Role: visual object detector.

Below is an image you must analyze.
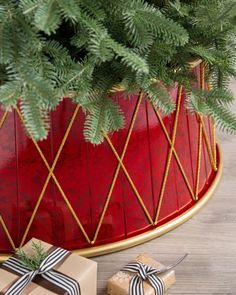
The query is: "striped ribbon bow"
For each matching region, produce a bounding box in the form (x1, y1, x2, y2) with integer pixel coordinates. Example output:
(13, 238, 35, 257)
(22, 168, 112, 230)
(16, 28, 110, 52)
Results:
(2, 247, 80, 295)
(122, 254, 188, 295)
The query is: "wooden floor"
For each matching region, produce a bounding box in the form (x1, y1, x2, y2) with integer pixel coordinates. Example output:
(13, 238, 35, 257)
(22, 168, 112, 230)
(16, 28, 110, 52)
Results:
(94, 81, 236, 295)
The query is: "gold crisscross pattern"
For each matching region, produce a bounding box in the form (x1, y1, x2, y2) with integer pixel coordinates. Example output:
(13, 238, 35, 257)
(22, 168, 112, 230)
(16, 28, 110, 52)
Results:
(0, 67, 218, 251)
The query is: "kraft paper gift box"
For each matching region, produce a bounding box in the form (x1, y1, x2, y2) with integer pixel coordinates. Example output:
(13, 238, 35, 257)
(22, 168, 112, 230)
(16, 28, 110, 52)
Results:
(0, 238, 97, 295)
(107, 254, 176, 295)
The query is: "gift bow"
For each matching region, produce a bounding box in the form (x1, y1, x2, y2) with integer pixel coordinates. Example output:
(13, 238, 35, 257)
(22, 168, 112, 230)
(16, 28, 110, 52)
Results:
(122, 254, 188, 295)
(2, 247, 80, 295)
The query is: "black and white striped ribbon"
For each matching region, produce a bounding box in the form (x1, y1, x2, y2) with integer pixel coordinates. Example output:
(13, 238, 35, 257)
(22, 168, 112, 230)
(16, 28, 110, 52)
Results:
(2, 247, 80, 295)
(122, 254, 188, 295)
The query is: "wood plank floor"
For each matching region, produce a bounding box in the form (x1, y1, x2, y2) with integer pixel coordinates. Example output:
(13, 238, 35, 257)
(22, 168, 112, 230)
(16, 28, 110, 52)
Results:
(94, 81, 236, 295)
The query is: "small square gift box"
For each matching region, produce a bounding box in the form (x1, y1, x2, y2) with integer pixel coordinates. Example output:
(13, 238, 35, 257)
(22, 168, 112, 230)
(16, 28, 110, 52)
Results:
(0, 238, 97, 295)
(107, 254, 187, 295)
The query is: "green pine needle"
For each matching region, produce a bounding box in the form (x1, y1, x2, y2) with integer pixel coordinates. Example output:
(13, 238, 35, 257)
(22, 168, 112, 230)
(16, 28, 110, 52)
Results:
(17, 241, 47, 271)
(0, 0, 236, 143)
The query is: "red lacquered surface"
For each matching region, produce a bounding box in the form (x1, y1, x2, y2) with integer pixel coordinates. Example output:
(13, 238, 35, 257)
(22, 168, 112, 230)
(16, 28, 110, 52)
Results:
(0, 65, 218, 254)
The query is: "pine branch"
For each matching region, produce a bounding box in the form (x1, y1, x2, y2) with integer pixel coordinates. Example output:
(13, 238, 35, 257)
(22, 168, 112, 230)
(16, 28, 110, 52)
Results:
(20, 0, 40, 15)
(110, 39, 149, 74)
(0, 5, 14, 64)
(83, 96, 125, 144)
(57, 0, 81, 22)
(121, 0, 189, 47)
(34, 0, 62, 34)
(0, 81, 21, 108)
(80, 0, 105, 21)
(145, 82, 175, 114)
(17, 241, 47, 271)
(206, 100, 236, 133)
(187, 89, 236, 133)
(84, 100, 107, 144)
(104, 98, 124, 132)
(1, 0, 236, 143)
(20, 88, 51, 140)
(187, 91, 210, 115)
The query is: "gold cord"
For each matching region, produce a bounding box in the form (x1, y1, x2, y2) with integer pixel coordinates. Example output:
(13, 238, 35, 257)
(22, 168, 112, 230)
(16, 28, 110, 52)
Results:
(105, 134, 154, 224)
(155, 86, 183, 224)
(153, 107, 196, 201)
(0, 111, 8, 129)
(0, 215, 16, 251)
(195, 120, 203, 199)
(17, 106, 91, 246)
(91, 92, 147, 244)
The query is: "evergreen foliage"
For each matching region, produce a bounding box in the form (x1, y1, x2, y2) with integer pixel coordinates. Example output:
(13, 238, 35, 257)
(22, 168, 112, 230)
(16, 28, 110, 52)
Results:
(17, 241, 47, 270)
(0, 0, 236, 143)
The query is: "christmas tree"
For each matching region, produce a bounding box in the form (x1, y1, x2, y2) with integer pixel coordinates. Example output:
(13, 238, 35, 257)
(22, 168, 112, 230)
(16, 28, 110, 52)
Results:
(0, 0, 236, 143)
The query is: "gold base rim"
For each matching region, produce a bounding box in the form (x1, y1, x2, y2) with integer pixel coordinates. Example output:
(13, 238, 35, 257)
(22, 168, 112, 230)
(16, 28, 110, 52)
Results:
(0, 144, 223, 261)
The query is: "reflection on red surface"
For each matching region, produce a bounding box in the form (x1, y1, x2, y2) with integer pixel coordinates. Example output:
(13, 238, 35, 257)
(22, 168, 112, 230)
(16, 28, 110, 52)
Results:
(0, 66, 217, 253)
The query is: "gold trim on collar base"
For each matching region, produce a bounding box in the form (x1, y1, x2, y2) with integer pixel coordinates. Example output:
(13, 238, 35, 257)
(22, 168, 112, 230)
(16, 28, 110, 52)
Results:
(0, 143, 223, 261)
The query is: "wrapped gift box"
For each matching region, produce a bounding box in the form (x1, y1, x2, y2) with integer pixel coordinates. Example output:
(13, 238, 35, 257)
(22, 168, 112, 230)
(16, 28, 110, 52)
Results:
(0, 238, 97, 294)
(107, 254, 176, 295)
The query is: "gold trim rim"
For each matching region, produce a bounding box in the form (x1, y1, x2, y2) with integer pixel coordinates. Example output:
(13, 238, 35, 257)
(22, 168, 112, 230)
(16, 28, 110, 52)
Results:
(0, 143, 223, 261)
